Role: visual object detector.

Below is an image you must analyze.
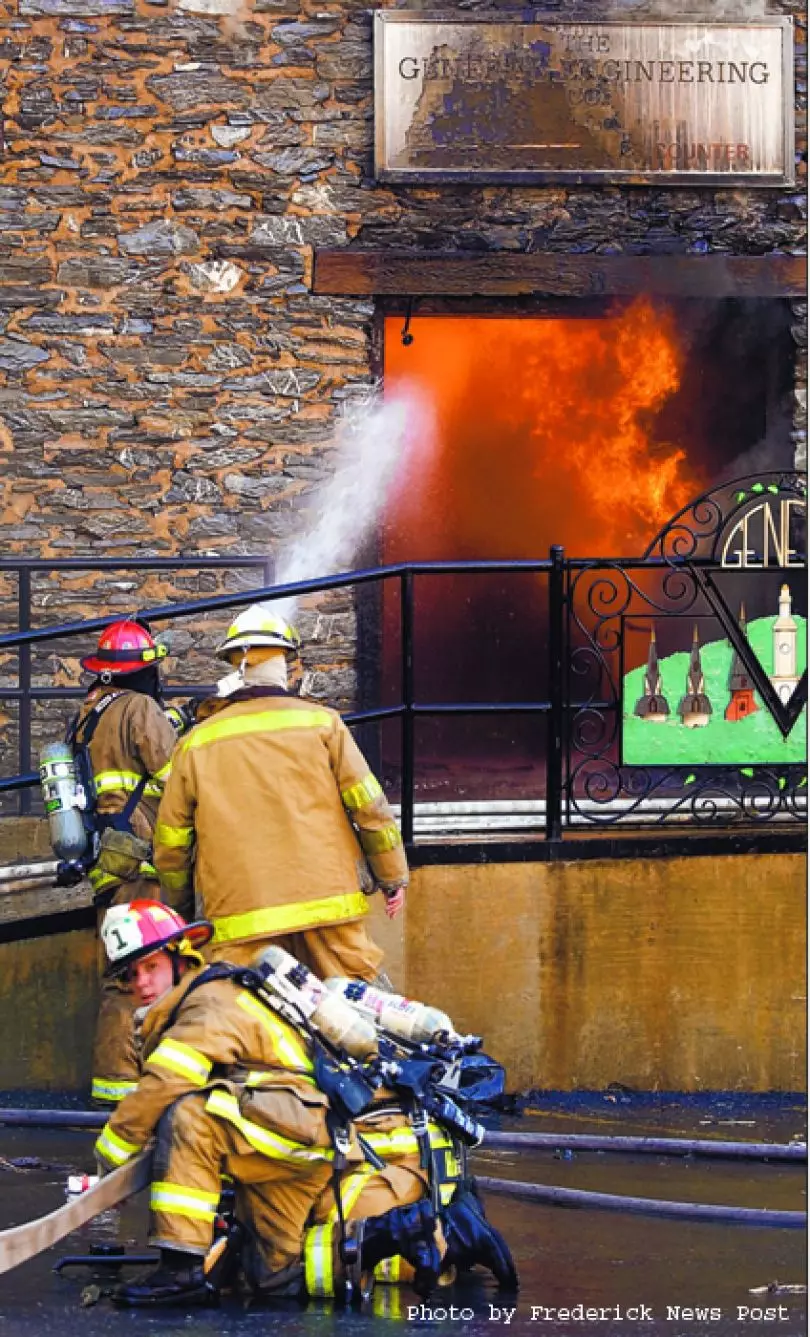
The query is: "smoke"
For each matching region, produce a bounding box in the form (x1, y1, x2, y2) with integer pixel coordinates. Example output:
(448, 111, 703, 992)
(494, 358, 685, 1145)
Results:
(268, 386, 435, 624)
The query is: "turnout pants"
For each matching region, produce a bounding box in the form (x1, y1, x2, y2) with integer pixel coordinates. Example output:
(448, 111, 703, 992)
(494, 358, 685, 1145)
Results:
(91, 877, 157, 1106)
(149, 1092, 448, 1296)
(205, 917, 384, 982)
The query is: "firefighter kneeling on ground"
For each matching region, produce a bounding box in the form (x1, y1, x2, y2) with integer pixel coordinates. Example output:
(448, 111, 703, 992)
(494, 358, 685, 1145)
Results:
(93, 900, 518, 1308)
(153, 604, 407, 985)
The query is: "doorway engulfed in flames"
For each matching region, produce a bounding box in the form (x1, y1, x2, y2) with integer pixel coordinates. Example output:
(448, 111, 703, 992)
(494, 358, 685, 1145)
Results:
(379, 302, 796, 802)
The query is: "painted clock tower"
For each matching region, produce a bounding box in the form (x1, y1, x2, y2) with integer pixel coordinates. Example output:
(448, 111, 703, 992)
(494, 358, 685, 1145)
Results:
(771, 584, 799, 704)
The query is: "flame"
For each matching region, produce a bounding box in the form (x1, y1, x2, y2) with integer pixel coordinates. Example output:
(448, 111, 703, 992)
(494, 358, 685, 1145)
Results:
(384, 301, 699, 560)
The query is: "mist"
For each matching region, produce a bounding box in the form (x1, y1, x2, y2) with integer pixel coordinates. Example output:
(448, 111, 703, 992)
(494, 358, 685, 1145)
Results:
(268, 386, 435, 624)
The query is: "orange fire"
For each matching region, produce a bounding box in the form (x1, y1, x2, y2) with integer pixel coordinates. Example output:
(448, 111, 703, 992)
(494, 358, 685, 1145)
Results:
(384, 302, 700, 560)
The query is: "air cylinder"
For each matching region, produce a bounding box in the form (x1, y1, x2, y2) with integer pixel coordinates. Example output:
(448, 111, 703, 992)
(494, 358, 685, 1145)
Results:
(256, 945, 379, 1059)
(325, 978, 456, 1045)
(39, 742, 88, 863)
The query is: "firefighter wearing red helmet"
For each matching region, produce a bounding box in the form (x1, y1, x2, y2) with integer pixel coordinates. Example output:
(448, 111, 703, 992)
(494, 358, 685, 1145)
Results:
(72, 618, 179, 1108)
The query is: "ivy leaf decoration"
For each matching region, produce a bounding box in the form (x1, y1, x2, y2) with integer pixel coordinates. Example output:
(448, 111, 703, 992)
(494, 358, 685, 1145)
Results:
(751, 483, 764, 494)
(740, 767, 755, 778)
(684, 774, 696, 786)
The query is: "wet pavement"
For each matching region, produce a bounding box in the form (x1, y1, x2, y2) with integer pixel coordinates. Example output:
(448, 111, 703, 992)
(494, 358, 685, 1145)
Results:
(0, 1097, 806, 1337)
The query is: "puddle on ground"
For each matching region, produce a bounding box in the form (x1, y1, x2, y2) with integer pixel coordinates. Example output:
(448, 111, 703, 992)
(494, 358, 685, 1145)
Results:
(0, 1098, 805, 1336)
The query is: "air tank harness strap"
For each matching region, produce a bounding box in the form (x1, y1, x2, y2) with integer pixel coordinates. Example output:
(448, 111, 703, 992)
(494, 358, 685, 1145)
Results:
(65, 692, 126, 880)
(407, 1099, 440, 1214)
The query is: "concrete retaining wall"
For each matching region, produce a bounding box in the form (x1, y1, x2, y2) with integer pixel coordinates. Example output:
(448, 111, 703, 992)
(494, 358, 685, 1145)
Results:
(0, 851, 804, 1095)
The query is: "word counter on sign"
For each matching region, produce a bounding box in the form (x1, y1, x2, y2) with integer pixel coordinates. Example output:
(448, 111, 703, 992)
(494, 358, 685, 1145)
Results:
(407, 1302, 795, 1323)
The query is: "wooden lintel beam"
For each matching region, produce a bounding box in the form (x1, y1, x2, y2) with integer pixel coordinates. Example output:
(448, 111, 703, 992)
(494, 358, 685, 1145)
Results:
(312, 250, 807, 299)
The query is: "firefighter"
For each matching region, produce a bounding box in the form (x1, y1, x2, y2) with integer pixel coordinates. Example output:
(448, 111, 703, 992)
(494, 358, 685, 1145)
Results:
(74, 620, 178, 1107)
(152, 604, 408, 983)
(94, 901, 517, 1307)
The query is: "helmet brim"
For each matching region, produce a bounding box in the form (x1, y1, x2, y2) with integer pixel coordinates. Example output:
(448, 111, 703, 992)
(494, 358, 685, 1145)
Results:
(104, 919, 213, 978)
(214, 634, 297, 660)
(81, 655, 155, 675)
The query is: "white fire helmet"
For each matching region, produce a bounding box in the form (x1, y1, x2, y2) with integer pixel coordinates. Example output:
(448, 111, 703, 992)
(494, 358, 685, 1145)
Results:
(215, 604, 301, 660)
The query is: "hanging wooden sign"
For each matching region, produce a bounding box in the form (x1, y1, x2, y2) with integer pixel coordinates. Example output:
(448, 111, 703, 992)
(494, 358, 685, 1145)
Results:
(374, 14, 795, 185)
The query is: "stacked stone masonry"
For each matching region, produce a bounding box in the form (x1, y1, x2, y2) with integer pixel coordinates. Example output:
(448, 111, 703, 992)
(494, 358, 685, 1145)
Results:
(0, 0, 806, 784)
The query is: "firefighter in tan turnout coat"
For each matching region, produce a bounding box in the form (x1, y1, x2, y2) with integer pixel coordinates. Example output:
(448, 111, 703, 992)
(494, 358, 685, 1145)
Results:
(153, 606, 408, 982)
(93, 901, 517, 1307)
(74, 619, 178, 1107)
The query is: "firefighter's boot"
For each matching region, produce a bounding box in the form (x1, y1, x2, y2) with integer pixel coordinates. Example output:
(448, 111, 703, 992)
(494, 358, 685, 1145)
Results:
(113, 1249, 214, 1308)
(440, 1188, 518, 1290)
(353, 1200, 442, 1300)
(113, 1226, 243, 1309)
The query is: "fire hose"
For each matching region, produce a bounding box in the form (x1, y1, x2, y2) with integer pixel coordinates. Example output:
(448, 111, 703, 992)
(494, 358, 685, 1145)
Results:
(0, 1109, 804, 1243)
(476, 1176, 807, 1229)
(0, 1109, 805, 1163)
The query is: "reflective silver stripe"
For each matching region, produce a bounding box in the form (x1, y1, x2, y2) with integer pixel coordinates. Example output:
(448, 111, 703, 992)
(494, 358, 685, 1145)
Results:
(91, 1078, 137, 1103)
(94, 771, 143, 794)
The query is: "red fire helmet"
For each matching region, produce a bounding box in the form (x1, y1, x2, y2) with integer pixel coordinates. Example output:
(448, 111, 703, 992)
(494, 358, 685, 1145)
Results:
(101, 900, 213, 978)
(81, 619, 169, 676)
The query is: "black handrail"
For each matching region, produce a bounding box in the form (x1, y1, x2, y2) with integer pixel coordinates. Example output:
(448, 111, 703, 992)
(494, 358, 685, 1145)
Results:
(0, 556, 273, 814)
(0, 547, 804, 844)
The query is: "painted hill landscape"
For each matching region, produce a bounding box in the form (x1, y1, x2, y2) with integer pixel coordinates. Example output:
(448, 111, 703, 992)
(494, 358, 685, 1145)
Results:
(623, 615, 807, 766)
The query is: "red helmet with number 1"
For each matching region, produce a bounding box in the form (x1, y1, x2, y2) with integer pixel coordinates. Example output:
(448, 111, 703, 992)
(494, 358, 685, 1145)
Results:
(101, 901, 212, 978)
(81, 620, 168, 676)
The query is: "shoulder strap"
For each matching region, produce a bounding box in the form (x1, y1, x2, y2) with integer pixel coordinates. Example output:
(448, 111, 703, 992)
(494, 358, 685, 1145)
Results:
(162, 963, 240, 1031)
(69, 692, 124, 748)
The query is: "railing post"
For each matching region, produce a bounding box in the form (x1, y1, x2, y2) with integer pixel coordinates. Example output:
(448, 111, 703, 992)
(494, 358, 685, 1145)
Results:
(18, 568, 31, 817)
(400, 571, 415, 847)
(546, 545, 565, 843)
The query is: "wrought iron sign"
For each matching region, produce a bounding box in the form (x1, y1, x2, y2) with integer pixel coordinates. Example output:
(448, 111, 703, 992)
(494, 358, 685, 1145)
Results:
(567, 473, 807, 828)
(374, 14, 795, 185)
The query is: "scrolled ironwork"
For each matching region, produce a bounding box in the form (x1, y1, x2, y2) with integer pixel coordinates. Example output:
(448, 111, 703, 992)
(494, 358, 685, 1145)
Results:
(565, 470, 807, 830)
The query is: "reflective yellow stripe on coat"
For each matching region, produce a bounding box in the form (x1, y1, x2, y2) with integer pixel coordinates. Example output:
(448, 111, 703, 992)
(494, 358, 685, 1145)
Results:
(341, 774, 383, 811)
(235, 991, 315, 1074)
(95, 1125, 142, 1167)
(91, 1077, 138, 1103)
(182, 709, 332, 754)
(359, 823, 403, 856)
(145, 1038, 212, 1086)
(210, 891, 369, 945)
(205, 1089, 334, 1165)
(154, 820, 195, 849)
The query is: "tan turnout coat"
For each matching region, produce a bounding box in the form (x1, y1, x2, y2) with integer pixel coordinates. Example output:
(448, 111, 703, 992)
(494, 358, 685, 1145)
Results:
(152, 691, 408, 950)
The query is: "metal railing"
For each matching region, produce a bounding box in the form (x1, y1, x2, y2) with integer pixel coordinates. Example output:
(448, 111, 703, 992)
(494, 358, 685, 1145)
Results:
(0, 543, 805, 851)
(0, 556, 272, 815)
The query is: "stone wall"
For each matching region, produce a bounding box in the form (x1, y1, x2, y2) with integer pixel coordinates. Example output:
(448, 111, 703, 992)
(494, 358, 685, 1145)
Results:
(0, 0, 806, 782)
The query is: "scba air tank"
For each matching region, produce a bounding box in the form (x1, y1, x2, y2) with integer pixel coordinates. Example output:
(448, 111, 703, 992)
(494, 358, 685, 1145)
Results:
(256, 945, 379, 1060)
(325, 978, 455, 1045)
(39, 742, 88, 863)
